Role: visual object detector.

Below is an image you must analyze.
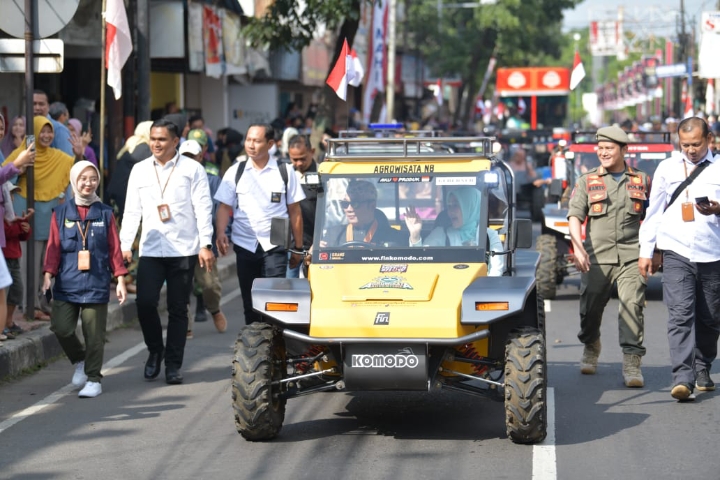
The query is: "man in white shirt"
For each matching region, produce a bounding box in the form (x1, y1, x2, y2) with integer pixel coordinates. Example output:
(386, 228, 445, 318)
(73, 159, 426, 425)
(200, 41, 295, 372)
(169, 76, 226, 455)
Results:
(215, 123, 305, 324)
(639, 117, 720, 401)
(120, 118, 214, 385)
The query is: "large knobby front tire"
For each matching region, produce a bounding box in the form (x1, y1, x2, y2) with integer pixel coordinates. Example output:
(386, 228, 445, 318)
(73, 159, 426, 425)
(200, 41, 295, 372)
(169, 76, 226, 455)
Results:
(535, 234, 558, 300)
(504, 327, 547, 444)
(231, 322, 287, 441)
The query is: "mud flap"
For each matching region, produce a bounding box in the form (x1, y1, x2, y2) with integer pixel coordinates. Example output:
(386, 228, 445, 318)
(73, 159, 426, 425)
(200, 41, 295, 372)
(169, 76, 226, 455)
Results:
(343, 344, 428, 391)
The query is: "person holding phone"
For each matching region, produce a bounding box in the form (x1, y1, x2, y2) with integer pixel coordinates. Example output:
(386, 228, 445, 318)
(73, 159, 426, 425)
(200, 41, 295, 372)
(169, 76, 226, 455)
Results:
(2, 116, 81, 320)
(639, 116, 720, 401)
(0, 114, 36, 338)
(42, 161, 128, 398)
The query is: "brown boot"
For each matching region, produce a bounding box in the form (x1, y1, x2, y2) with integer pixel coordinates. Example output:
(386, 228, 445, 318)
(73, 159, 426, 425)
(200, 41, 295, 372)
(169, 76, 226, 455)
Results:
(580, 338, 601, 374)
(212, 311, 227, 333)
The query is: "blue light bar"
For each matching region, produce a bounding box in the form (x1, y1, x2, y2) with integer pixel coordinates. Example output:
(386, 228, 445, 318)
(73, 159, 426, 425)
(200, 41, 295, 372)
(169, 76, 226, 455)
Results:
(369, 123, 404, 130)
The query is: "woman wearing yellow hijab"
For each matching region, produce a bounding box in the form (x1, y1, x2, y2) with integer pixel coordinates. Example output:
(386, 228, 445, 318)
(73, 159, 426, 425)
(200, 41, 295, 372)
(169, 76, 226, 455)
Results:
(2, 116, 83, 319)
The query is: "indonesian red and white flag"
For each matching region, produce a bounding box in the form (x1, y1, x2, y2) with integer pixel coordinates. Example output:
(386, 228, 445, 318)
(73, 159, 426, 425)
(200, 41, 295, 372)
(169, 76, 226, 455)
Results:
(106, 0, 133, 100)
(570, 50, 586, 91)
(326, 39, 357, 101)
(349, 48, 364, 87)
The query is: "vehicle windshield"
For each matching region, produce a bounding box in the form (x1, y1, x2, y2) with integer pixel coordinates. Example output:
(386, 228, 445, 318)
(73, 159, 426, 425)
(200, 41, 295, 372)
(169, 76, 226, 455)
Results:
(313, 171, 508, 264)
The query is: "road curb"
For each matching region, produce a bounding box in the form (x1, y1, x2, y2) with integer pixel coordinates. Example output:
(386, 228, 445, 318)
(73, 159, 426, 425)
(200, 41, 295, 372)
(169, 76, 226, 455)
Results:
(0, 257, 237, 381)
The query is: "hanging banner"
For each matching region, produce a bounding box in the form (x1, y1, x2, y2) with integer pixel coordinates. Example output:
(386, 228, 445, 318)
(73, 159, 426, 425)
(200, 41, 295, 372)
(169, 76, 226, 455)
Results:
(698, 11, 720, 78)
(188, 2, 204, 72)
(223, 11, 246, 75)
(362, 0, 389, 124)
(203, 5, 225, 78)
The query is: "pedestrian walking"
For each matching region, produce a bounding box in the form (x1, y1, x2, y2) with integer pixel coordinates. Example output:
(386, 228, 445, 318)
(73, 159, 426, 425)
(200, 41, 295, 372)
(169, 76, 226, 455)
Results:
(42, 161, 128, 398)
(120, 118, 214, 385)
(568, 125, 650, 387)
(638, 116, 720, 401)
(285, 135, 317, 278)
(3, 183, 33, 338)
(178, 138, 227, 336)
(215, 123, 305, 324)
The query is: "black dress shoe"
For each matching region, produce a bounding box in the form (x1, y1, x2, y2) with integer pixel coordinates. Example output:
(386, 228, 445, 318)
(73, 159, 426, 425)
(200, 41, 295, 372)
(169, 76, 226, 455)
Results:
(165, 367, 183, 385)
(144, 351, 164, 380)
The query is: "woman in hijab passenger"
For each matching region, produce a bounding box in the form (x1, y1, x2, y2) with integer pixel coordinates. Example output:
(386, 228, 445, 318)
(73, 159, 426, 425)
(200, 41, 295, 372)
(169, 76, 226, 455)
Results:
(2, 116, 80, 319)
(42, 161, 127, 398)
(405, 186, 505, 276)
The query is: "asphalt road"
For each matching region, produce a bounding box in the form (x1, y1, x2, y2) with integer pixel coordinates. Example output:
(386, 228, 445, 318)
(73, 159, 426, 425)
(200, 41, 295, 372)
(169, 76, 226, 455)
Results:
(0, 260, 717, 480)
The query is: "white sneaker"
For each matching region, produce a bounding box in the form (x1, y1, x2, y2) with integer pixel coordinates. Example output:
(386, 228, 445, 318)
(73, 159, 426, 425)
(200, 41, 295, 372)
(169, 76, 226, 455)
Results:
(72, 361, 88, 387)
(78, 381, 102, 398)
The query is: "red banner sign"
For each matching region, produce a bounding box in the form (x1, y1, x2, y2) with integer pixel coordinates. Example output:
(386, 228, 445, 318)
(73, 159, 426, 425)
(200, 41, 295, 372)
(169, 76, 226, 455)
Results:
(495, 67, 571, 97)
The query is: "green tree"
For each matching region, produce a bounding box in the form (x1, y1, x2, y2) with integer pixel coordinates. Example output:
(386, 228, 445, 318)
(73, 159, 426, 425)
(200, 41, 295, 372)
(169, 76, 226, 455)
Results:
(406, 0, 581, 126)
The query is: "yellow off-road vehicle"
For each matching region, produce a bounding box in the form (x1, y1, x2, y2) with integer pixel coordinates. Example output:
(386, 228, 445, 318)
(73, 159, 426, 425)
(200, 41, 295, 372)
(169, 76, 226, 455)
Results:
(231, 134, 547, 444)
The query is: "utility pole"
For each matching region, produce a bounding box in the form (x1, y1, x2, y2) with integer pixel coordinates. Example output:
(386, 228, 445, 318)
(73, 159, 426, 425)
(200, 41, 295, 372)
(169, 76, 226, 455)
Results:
(24, 0, 36, 319)
(136, 0, 150, 121)
(386, 0, 396, 121)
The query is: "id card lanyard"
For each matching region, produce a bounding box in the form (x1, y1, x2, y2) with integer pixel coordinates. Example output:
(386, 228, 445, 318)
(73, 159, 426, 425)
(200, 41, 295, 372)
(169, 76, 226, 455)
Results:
(154, 157, 178, 222)
(681, 160, 695, 222)
(76, 220, 92, 271)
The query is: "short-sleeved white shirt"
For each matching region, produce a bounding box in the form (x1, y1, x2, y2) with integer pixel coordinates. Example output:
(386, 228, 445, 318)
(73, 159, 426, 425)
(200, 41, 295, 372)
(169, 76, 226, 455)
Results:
(215, 157, 305, 252)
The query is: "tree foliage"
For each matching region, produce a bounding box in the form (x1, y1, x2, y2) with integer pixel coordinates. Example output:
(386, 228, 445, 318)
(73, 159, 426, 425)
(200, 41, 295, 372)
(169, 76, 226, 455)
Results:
(406, 0, 581, 124)
(243, 0, 366, 51)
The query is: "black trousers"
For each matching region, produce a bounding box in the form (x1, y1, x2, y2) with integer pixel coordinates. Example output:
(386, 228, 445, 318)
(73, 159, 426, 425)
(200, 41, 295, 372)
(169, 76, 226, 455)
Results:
(234, 243, 288, 324)
(662, 250, 720, 385)
(136, 256, 197, 369)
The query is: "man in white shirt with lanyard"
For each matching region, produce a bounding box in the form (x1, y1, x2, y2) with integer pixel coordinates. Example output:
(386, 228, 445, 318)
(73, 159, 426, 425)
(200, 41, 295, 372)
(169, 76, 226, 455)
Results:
(120, 118, 214, 385)
(215, 123, 305, 324)
(639, 116, 720, 402)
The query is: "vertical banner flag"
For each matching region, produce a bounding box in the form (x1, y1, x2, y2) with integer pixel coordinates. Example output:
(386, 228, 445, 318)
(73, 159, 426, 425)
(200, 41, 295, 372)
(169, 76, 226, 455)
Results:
(570, 50, 586, 90)
(106, 0, 133, 100)
(349, 49, 365, 87)
(363, 0, 390, 124)
(203, 6, 225, 78)
(326, 39, 357, 100)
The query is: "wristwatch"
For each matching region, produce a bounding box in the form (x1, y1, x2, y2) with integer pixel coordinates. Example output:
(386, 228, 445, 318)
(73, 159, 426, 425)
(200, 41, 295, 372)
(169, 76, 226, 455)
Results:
(203, 244, 213, 250)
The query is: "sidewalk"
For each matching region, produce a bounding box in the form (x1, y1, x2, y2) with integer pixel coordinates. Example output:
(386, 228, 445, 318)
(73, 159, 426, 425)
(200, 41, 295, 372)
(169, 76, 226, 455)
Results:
(0, 255, 237, 380)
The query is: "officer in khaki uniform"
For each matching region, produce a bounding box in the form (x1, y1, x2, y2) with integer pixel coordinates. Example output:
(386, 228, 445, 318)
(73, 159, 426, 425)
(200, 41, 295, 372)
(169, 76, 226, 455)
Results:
(567, 125, 651, 388)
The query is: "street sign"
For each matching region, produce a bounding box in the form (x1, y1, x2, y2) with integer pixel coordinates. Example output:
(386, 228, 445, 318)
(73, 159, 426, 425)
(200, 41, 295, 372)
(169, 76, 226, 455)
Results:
(655, 63, 687, 78)
(0, 39, 64, 73)
(0, 0, 79, 39)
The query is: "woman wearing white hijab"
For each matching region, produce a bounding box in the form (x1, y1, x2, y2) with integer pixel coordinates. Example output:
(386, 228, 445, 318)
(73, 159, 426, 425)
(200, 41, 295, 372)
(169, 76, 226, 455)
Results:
(42, 161, 128, 398)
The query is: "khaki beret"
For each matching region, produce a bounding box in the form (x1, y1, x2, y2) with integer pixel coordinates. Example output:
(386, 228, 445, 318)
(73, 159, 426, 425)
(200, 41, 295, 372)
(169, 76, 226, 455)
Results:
(596, 125, 630, 145)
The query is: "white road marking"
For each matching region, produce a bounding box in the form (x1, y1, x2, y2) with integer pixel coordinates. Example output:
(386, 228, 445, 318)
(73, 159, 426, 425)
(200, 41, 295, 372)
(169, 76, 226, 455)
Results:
(544, 300, 552, 312)
(0, 286, 242, 435)
(532, 387, 557, 480)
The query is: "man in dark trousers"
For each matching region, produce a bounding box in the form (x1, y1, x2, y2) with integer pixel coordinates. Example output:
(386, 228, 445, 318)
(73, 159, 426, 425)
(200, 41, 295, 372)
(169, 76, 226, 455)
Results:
(285, 135, 318, 278)
(568, 125, 650, 388)
(639, 116, 720, 401)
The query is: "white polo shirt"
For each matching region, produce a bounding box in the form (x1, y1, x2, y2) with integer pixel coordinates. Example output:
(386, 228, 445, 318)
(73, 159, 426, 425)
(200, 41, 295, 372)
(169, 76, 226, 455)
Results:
(215, 157, 305, 252)
(120, 152, 214, 257)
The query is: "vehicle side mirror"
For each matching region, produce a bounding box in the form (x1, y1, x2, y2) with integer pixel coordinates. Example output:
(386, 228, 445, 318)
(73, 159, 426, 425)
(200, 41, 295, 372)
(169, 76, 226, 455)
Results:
(514, 218, 533, 249)
(270, 217, 291, 249)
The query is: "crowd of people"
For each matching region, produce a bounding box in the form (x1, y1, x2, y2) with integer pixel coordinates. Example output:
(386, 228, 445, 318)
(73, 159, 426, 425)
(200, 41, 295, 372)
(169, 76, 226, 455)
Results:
(1, 89, 718, 405)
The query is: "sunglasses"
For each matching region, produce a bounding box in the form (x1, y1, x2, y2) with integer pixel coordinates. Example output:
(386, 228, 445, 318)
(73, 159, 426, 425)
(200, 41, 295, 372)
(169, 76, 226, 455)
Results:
(341, 199, 372, 209)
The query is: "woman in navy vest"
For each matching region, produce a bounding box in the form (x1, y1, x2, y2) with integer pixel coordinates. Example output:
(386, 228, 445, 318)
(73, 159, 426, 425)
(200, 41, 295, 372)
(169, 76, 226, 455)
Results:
(42, 161, 128, 398)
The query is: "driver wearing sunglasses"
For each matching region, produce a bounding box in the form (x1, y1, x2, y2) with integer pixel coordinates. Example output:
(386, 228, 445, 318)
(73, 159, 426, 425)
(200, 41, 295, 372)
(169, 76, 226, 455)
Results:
(322, 180, 405, 247)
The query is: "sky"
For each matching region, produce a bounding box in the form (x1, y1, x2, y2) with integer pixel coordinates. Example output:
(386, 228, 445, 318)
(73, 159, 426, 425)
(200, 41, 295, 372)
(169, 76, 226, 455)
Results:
(562, 0, 713, 33)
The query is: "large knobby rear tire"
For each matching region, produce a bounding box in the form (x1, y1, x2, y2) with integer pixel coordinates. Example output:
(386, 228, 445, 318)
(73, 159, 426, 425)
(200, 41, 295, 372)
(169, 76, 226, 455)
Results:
(504, 327, 547, 444)
(231, 322, 286, 441)
(536, 234, 558, 300)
